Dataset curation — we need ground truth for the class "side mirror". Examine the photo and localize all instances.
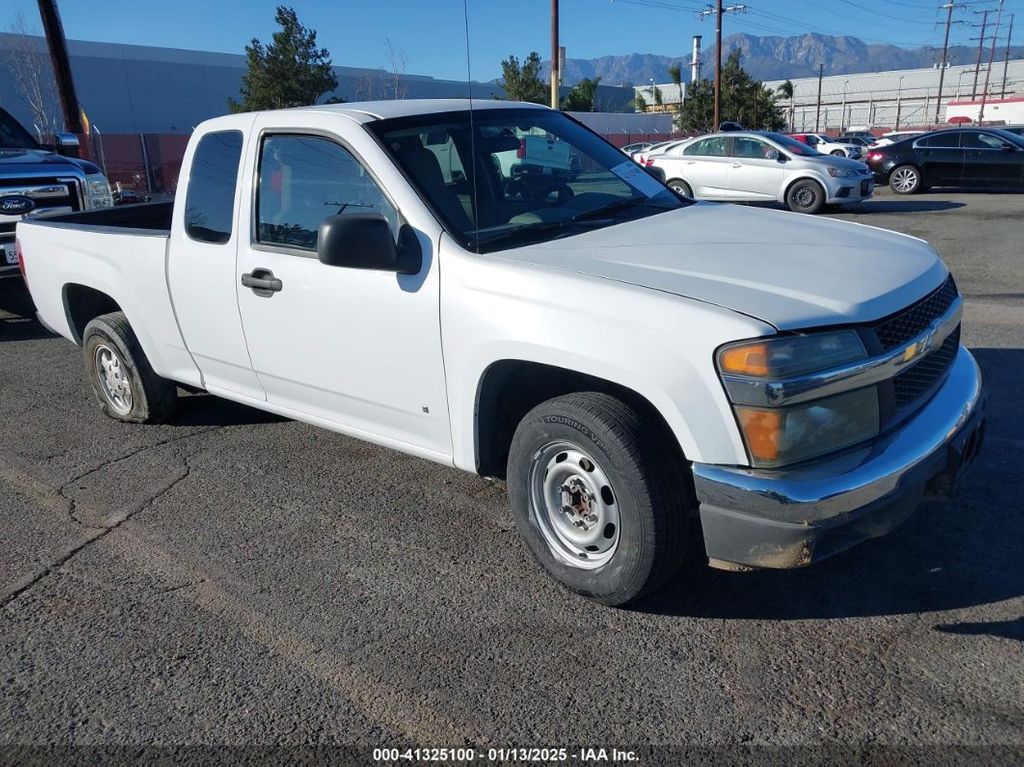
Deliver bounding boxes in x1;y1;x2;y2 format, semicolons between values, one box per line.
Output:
1001;143;1016;152
317;214;421;275
53;133;80;157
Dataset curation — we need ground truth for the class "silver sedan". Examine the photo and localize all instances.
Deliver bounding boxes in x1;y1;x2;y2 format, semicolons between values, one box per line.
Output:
651;131;874;214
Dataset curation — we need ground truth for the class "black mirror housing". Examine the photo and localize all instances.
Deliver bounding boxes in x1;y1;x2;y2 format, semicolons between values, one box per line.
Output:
317;214;421;275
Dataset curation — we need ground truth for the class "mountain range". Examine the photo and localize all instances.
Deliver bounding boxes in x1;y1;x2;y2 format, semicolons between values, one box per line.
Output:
544;33;1024;85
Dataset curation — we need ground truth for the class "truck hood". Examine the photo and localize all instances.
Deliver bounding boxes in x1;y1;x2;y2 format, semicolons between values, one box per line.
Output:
0;148;99;176
502;203;947;330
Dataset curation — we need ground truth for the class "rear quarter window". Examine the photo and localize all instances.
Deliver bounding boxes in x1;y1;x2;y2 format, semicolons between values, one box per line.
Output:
184;131;244;244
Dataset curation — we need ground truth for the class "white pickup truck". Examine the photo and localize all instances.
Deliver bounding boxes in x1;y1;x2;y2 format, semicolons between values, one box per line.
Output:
17;100;985;606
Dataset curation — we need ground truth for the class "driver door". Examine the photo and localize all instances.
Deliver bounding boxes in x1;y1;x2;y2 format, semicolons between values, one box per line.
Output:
727;136;786;200
234;119;451;458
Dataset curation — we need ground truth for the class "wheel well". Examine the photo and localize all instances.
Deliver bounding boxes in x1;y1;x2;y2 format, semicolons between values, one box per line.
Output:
63;284;121;344
783;175;825;200
474;360;685;479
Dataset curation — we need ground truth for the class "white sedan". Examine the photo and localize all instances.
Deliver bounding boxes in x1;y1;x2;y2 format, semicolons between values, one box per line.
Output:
650;131;874;214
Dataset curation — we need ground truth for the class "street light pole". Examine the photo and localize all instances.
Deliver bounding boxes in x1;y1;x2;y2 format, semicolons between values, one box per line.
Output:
936;1;955;124
895;76;904;130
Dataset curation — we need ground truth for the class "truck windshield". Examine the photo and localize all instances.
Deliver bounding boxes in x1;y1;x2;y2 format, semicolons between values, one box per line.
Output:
0;108;40;150
368;108;687;253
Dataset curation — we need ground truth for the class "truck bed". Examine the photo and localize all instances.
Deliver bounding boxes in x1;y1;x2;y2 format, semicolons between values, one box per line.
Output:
17;199;202;388
39;201;173;233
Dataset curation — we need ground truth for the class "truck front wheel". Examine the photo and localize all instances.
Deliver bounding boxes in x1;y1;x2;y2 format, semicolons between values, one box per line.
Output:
83;312;178;424
507;392;689;606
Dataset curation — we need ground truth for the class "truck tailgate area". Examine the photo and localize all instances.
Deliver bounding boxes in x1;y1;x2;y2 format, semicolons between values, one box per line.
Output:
16;208;200;387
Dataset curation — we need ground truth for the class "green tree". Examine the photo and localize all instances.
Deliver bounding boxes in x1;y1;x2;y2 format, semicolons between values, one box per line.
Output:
668;63;684;129
677;51;784;132
499;51;548;104
630;91;648;113
229;6;339;112
777;79;795;132
561;77;601;111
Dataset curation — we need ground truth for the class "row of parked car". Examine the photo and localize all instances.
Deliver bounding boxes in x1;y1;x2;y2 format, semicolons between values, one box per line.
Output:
622;124;1024;214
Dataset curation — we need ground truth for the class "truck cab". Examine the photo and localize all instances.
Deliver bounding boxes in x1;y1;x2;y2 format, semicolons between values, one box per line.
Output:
0;106;113;277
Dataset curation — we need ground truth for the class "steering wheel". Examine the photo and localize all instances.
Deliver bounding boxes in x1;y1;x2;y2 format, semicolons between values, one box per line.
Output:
533;183;574;206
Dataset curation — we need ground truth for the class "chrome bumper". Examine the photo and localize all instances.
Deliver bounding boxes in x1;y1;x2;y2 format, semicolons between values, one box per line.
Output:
693;347;985;568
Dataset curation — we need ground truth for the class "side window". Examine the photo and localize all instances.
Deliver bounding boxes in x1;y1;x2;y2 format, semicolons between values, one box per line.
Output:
920;132;961;149
733;137;773;159
257;134;398;252
684;137;728;157
965;132;1009;149
185;131;243;244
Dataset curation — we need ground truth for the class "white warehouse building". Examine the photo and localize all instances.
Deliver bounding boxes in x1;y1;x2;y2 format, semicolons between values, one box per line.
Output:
637;58;1024;131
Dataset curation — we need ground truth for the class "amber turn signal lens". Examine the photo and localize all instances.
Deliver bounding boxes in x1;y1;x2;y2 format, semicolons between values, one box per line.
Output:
736;407;781;463
719;342;770;376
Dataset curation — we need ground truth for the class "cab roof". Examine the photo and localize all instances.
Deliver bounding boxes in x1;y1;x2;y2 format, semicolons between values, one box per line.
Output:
278;99;548;123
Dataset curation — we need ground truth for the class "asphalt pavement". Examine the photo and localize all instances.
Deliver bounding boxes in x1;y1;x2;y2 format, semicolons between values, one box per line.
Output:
0;188;1021;757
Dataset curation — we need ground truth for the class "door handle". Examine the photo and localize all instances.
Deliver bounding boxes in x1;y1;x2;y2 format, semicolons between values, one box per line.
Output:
241;269;283;297
731;162;742;168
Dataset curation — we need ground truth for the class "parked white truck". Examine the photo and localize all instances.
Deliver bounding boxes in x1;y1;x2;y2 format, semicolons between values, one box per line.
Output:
17;100;985;606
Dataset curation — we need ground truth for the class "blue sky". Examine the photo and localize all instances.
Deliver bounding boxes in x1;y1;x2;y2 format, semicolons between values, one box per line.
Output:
6;0;1024;82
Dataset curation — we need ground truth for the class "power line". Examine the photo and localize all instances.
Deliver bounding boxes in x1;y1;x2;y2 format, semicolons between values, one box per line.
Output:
698;2;746;128
979;0;1005;120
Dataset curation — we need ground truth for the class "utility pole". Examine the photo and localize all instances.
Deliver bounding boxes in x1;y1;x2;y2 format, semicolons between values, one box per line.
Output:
36;0;82;133
698;2;746;129
935;2;955;125
550;0;559;109
979;0;1004;123
815;63;824;132
1001;13;1014;98
972;8;990;100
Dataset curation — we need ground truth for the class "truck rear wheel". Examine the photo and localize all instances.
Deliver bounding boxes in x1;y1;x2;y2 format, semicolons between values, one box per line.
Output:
507;392;689;606
82;312;178;424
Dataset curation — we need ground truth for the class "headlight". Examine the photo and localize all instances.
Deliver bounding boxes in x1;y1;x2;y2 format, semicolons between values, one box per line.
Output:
827;167;859;177
718;331;866;378
734;388;880;468
84;174;113;209
717;331;880;467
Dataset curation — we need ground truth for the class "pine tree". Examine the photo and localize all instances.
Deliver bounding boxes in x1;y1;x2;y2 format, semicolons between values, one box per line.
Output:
229;6;339;112
498;52;548;104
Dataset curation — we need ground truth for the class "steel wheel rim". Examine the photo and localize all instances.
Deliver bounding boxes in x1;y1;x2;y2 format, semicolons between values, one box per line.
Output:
528;441;620;570
94;343;133;415
671;183;689;196
892;168;917;192
793;186;817;209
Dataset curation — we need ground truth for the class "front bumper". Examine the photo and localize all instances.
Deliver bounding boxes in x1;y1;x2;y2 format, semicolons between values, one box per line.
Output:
692;347;985;569
824;175;874;203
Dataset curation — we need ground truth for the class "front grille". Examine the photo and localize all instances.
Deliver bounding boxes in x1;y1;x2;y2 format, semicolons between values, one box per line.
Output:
893;325;960;408
874;275;958;350
0;176;81;216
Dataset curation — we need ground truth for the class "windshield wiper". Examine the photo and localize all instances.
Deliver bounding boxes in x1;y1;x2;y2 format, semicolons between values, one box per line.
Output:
567;195;654;222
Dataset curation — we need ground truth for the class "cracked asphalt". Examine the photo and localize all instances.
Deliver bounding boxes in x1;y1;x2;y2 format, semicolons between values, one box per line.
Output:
0;188;1022;754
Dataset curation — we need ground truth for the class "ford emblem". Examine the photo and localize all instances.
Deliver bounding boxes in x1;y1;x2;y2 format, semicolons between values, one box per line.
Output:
0;195;36;216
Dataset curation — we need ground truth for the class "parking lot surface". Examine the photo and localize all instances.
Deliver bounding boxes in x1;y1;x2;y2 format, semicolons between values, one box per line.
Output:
1;188;1022;752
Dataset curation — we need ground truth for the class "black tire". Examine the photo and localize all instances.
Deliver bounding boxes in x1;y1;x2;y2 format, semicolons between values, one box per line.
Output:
667;178;693;198
507;392;690;606
82;311;178;424
889;164;922;195
785;179;826;214
830;149;846;157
